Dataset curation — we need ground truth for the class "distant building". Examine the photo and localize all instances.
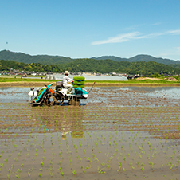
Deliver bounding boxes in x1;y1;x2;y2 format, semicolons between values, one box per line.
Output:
31;73;37;76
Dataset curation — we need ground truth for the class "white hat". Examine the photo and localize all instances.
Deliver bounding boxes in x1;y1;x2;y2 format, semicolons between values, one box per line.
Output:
65;71;68;74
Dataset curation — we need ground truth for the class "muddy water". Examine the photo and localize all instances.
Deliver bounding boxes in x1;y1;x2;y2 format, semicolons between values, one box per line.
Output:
0;87;180;179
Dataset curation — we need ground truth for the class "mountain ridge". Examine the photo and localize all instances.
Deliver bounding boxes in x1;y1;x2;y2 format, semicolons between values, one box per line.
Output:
0;50;74;65
92;54;180;65
1;50;180;67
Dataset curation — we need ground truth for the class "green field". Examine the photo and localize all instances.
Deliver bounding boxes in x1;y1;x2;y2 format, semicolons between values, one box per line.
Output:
0;76;180;85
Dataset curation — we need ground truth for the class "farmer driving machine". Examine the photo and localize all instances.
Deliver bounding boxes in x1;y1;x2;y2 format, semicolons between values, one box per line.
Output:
30;76;89;106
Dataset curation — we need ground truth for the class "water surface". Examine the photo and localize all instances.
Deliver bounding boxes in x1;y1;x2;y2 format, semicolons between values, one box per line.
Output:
0;86;179;180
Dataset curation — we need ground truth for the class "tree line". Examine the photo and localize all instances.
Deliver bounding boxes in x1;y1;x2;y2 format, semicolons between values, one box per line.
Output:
1;59;180;76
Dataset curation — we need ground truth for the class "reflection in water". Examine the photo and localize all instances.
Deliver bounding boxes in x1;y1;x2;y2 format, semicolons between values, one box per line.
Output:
0;105;85;140
30;106;84;139
1;105;179;141
0;86;179;139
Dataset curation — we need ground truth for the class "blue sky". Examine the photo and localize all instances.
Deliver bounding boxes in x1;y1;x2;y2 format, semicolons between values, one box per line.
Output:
1;0;180;60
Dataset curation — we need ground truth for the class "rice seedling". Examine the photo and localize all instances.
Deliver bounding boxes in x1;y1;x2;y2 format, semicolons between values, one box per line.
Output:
41;162;43;166
61;171;64;176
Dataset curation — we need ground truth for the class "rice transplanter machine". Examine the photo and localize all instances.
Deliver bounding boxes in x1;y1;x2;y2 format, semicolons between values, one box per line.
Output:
30;76;88;106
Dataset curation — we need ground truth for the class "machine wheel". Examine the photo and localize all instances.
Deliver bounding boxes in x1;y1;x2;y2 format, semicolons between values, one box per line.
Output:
55;93;64;106
49;96;55;106
60;98;64;106
49;100;54;106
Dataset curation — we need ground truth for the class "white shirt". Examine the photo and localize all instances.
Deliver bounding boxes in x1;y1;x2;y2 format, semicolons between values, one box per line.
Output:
62;76;72;85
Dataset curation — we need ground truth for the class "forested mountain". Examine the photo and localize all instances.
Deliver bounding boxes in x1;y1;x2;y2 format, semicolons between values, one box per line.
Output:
92;54;180;66
0;50;74;65
63;59;180;75
1;58;180;76
1;50;180;68
91;56;127;62
1;50;180;75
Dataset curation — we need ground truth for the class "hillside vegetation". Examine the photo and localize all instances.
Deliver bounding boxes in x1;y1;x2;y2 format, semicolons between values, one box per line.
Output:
92;54;180;67
1;50;180;68
0;50;74;65
1;58;180;76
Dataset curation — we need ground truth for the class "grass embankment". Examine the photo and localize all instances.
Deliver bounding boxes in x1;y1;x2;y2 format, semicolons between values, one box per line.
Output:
85;80;180;87
0;76;180;87
86;75;180;86
87;79;180;84
0;76;51;82
0;76;55;87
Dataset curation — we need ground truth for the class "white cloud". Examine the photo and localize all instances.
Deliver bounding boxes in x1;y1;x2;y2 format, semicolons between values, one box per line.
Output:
92;32;141;45
92;29;180;45
141;32;164;38
167;29;180;35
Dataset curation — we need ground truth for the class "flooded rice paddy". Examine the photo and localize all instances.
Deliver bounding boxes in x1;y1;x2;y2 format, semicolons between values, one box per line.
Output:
0;86;180;179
